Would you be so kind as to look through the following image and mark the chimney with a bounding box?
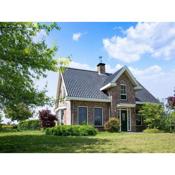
[97,62,106,74]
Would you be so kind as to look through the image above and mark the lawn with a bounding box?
[0,131,175,153]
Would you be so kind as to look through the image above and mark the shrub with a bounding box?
[139,103,164,129]
[18,119,41,130]
[0,124,18,132]
[104,117,120,132]
[45,125,97,136]
[39,109,57,128]
[159,112,175,132]
[143,128,161,133]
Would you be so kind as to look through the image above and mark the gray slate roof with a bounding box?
[62,67,159,103]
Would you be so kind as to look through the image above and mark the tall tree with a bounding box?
[0,22,70,121]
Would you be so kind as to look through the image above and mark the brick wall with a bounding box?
[71,100,110,126]
[107,72,135,114]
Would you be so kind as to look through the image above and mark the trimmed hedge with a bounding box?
[45,125,97,136]
[143,128,161,133]
[104,117,120,132]
[18,119,41,130]
[0,124,17,132]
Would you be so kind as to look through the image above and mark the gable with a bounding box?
[100,66,141,91]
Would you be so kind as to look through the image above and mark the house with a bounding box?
[55,62,159,132]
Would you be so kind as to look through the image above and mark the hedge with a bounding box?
[45,125,97,136]
[18,119,41,130]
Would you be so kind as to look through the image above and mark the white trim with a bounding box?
[100,66,141,91]
[55,106,66,112]
[100,82,116,91]
[60,73,68,96]
[136,101,158,104]
[77,106,88,125]
[94,107,103,127]
[112,66,140,87]
[65,96,111,102]
[117,103,136,108]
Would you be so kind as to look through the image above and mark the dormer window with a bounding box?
[120,84,127,100]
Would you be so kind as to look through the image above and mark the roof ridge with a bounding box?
[66,67,112,75]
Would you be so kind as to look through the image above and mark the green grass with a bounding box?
[0,130,175,153]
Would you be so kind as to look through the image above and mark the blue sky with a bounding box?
[37,22,175,101]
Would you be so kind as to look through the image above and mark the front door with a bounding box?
[121,110,127,131]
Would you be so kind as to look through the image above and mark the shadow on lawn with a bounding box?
[0,134,108,153]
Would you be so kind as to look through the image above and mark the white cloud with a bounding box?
[128,65,175,99]
[72,32,82,41]
[103,22,175,63]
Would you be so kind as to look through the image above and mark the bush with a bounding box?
[143,128,161,133]
[0,124,17,132]
[159,112,175,132]
[39,109,57,128]
[139,103,164,129]
[18,119,41,130]
[104,117,120,132]
[45,125,97,136]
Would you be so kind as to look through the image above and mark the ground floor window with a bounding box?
[94,108,103,126]
[78,107,87,124]
[57,109,65,125]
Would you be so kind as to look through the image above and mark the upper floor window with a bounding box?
[120,84,127,100]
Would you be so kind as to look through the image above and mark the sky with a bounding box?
[37,22,175,102]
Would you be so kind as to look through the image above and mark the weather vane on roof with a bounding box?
[99,56,103,63]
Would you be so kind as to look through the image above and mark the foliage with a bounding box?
[4,103,32,121]
[0,22,71,121]
[167,96,175,109]
[45,125,97,136]
[139,103,164,129]
[39,109,57,128]
[104,117,120,132]
[143,128,161,133]
[0,124,17,132]
[18,119,41,130]
[159,112,175,132]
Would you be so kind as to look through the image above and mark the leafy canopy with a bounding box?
[139,103,164,129]
[0,22,70,121]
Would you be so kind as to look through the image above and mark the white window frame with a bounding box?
[94,107,103,127]
[77,106,88,125]
[118,108,131,132]
[120,84,127,100]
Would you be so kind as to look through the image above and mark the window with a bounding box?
[136,114,142,125]
[94,108,103,126]
[57,109,64,125]
[61,109,64,125]
[78,107,87,124]
[120,84,127,100]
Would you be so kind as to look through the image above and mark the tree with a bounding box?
[139,103,165,129]
[4,103,32,121]
[0,22,70,121]
[39,109,57,128]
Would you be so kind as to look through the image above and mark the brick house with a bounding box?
[55,62,159,132]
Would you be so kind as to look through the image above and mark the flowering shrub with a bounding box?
[39,109,57,128]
